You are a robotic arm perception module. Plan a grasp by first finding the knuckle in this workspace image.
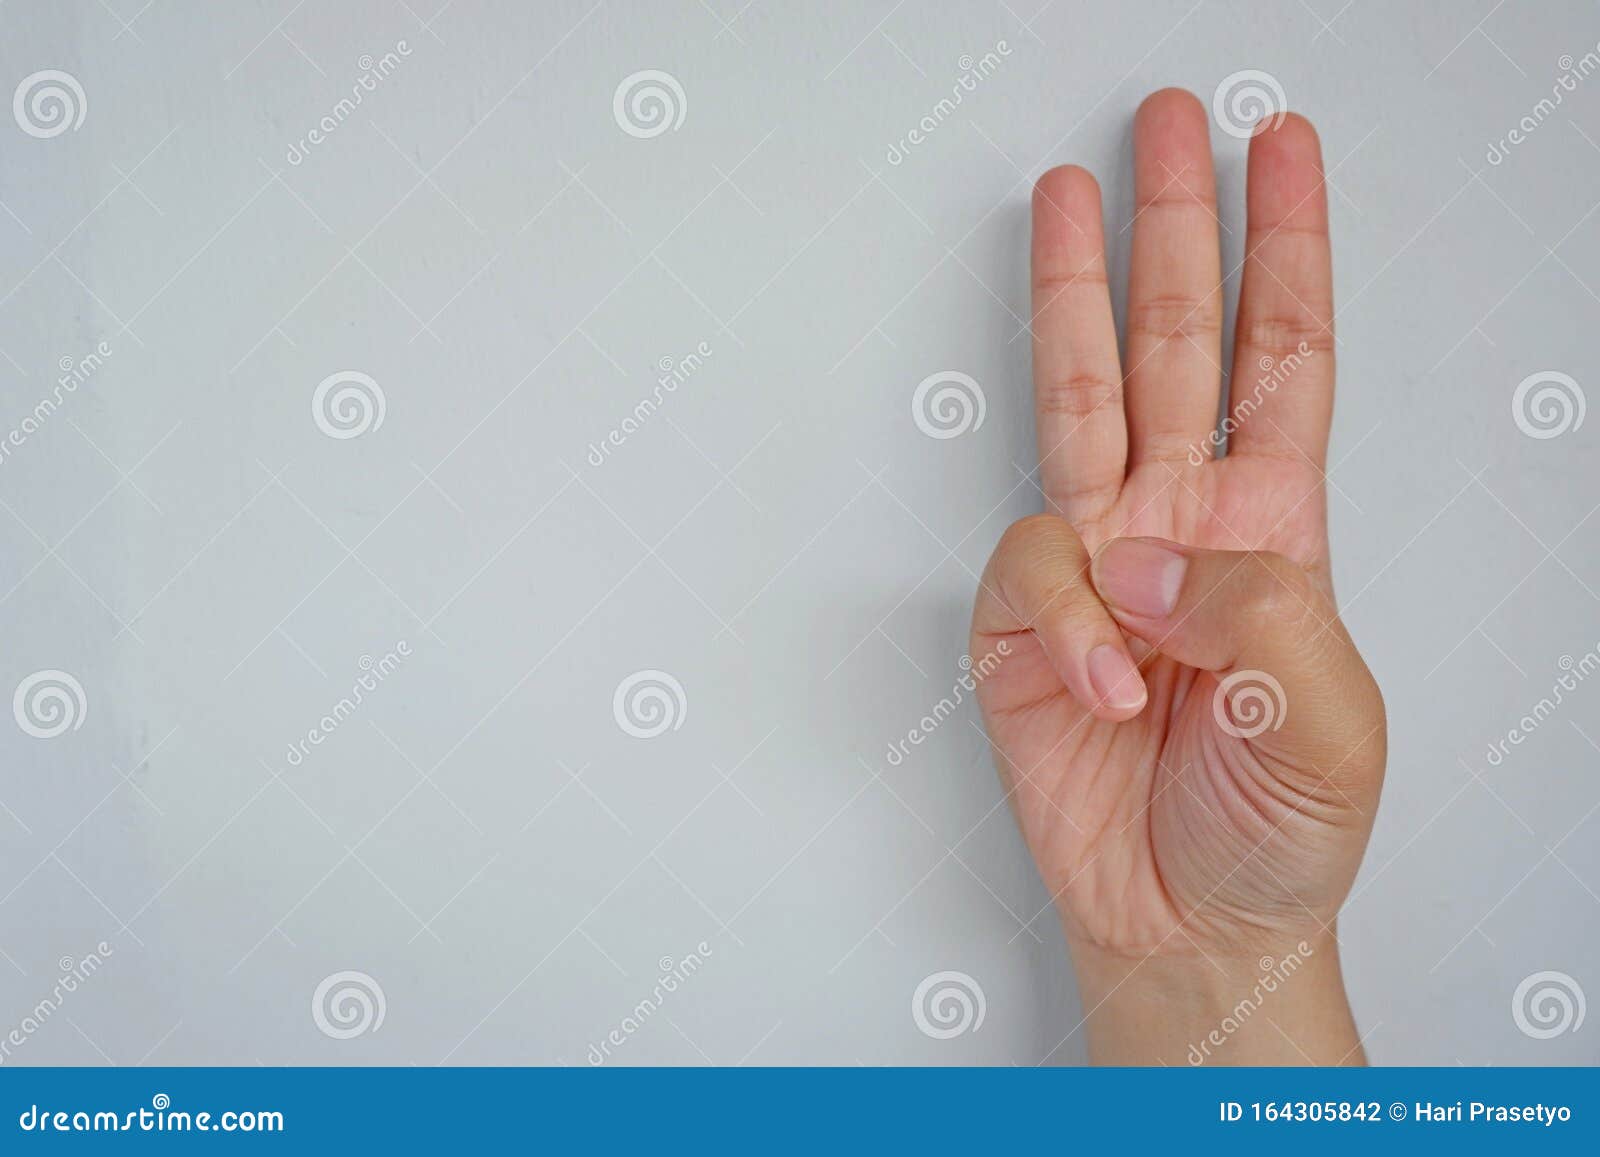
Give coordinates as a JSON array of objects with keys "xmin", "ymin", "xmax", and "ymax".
[
  {"xmin": 1139, "ymin": 430, "xmax": 1210, "ymax": 464},
  {"xmin": 1134, "ymin": 186, "xmax": 1219, "ymax": 216},
  {"xmin": 996, "ymin": 514, "xmax": 1088, "ymax": 582},
  {"xmin": 1036, "ymin": 579, "xmax": 1093, "ymax": 624},
  {"xmin": 1037, "ymin": 372, "xmax": 1123, "ymax": 418},
  {"xmin": 1238, "ymin": 311, "xmax": 1335, "ymax": 361},
  {"xmin": 1236, "ymin": 553, "xmax": 1315, "ymax": 630},
  {"xmin": 1033, "ymin": 263, "xmax": 1110, "ymax": 298},
  {"xmin": 997, "ymin": 513, "xmax": 1063, "ymax": 558},
  {"xmin": 1126, "ymin": 292, "xmax": 1222, "ymax": 345},
  {"xmin": 1247, "ymin": 217, "xmax": 1329, "ymax": 241}
]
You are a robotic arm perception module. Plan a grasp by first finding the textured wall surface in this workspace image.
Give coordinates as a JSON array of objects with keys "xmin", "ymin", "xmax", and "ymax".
[{"xmin": 0, "ymin": 0, "xmax": 1596, "ymax": 1065}]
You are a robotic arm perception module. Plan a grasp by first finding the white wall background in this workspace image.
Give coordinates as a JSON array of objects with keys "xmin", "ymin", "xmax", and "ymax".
[{"xmin": 0, "ymin": 0, "xmax": 1596, "ymax": 1065}]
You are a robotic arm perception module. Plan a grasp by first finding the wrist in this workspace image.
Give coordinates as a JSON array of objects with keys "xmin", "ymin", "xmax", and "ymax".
[{"xmin": 1067, "ymin": 930, "xmax": 1364, "ymax": 1066}]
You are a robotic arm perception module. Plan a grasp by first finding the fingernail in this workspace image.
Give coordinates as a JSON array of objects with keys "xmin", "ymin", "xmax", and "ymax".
[
  {"xmin": 1087, "ymin": 645, "xmax": 1146, "ymax": 712},
  {"xmin": 1093, "ymin": 539, "xmax": 1187, "ymax": 618}
]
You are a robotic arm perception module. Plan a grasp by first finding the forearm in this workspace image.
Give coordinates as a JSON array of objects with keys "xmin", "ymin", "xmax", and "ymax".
[{"xmin": 1069, "ymin": 932, "xmax": 1364, "ymax": 1066}]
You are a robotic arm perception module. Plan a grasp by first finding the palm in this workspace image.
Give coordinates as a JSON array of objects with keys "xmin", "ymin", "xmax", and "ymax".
[
  {"xmin": 971, "ymin": 93, "xmax": 1380, "ymax": 960},
  {"xmin": 977, "ymin": 456, "xmax": 1332, "ymax": 954}
]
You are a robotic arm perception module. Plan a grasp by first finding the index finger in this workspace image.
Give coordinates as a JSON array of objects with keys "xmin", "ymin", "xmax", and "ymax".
[{"xmin": 1031, "ymin": 165, "xmax": 1126, "ymax": 528}]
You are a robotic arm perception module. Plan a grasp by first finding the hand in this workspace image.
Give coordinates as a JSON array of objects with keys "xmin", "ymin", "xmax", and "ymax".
[{"xmin": 970, "ymin": 90, "xmax": 1385, "ymax": 1064}]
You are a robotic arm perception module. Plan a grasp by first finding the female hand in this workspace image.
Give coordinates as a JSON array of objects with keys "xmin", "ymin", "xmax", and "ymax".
[{"xmin": 971, "ymin": 89, "xmax": 1385, "ymax": 1064}]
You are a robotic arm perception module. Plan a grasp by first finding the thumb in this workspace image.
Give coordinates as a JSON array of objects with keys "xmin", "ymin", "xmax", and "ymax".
[{"xmin": 1089, "ymin": 537, "xmax": 1384, "ymax": 773}]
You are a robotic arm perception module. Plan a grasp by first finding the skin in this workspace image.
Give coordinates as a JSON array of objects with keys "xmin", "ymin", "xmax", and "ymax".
[{"xmin": 970, "ymin": 90, "xmax": 1386, "ymax": 1065}]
